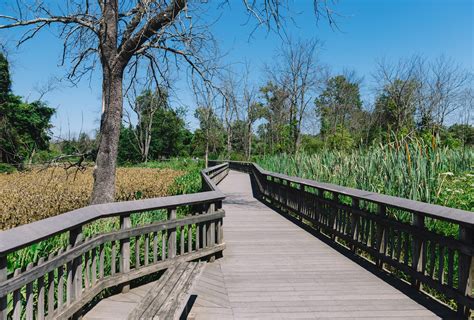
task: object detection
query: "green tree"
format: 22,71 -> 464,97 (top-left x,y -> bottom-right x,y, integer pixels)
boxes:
0,97 -> 55,164
148,107 -> 191,159
0,53 -> 11,104
315,75 -> 363,146
193,106 -> 225,161
372,79 -> 419,141
258,82 -> 292,154
0,54 -> 55,164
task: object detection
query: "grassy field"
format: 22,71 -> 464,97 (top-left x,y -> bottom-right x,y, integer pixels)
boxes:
0,159 -> 204,272
0,166 -> 184,230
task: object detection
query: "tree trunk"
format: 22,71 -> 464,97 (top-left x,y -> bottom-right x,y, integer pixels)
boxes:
205,139 -> 209,168
91,69 -> 123,204
247,121 -> 252,160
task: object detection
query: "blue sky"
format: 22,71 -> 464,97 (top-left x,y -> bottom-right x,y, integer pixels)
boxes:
1,0 -> 473,137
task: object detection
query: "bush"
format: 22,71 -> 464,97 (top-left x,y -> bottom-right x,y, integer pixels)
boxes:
0,163 -> 16,174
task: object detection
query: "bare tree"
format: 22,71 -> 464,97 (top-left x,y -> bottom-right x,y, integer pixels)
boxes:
373,55 -> 424,135
124,80 -> 169,163
426,56 -> 471,130
192,76 -> 222,167
220,70 -> 240,158
266,38 -> 323,152
242,63 -> 260,159
1,1 -> 333,203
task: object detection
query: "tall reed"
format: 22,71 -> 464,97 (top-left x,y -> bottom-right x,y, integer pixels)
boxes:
256,141 -> 473,207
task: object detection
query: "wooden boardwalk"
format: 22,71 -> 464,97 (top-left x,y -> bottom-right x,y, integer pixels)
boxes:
85,170 -> 449,320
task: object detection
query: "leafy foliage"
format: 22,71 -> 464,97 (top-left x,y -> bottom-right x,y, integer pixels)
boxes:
0,53 -> 55,165
118,89 -> 193,164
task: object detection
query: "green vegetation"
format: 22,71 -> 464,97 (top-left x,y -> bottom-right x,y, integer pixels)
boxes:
437,172 -> 474,212
0,53 -> 55,166
136,158 -> 204,195
256,140 -> 473,210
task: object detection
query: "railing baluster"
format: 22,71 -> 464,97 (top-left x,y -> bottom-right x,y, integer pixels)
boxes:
217,217 -> 223,245
188,224 -> 193,253
438,246 -> 445,284
153,232 -> 158,262
376,204 -> 387,268
0,256 -> 6,320
111,241 -> 117,275
167,208 -> 177,259
350,198 -> 360,252
99,244 -> 105,279
12,269 -> 21,320
196,221 -> 200,251
396,230 -> 402,262
135,236 -> 141,269
57,248 -> 64,310
68,227 -> 83,305
91,247 -> 97,286
161,231 -> 166,260
47,253 -> 55,317
120,214 -> 131,293
57,250 -> 64,310
37,257 -> 45,320
144,233 -> 150,266
412,213 -> 425,289
457,226 -> 473,318
25,262 -> 34,320
84,248 -> 90,290
428,241 -> 436,277
447,248 -> 454,288
180,227 -> 185,256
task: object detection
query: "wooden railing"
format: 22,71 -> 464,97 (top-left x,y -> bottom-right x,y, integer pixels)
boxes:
0,163 -> 229,320
212,160 -> 473,318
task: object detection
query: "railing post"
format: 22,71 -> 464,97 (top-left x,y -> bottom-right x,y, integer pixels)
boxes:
120,215 -> 131,293
0,255 -> 6,320
208,203 -> 216,262
411,213 -> 425,290
375,204 -> 387,268
314,188 -> 323,229
457,226 -> 473,319
350,198 -> 360,253
167,208 -> 177,259
68,227 -> 83,304
330,192 -> 338,241
296,184 -> 302,220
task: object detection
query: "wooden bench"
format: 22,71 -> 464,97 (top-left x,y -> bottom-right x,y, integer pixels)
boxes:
127,262 -> 205,320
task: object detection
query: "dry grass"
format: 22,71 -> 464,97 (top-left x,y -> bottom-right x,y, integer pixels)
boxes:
0,167 -> 183,230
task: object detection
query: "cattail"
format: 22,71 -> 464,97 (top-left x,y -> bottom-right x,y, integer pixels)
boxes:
405,142 -> 411,176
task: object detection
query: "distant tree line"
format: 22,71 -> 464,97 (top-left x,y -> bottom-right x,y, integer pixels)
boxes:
187,41 -> 473,160
1,42 -> 473,172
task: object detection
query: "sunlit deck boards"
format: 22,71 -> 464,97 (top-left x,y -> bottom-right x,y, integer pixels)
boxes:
188,170 -> 446,320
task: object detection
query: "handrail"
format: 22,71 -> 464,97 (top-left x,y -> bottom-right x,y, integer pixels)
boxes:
0,162 -> 230,320
0,165 -> 226,256
0,191 -> 224,256
211,160 -> 473,318
212,160 -> 474,226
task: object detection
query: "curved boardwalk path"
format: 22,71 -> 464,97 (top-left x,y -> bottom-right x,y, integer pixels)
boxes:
85,170 -> 449,320
188,171 -> 445,320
